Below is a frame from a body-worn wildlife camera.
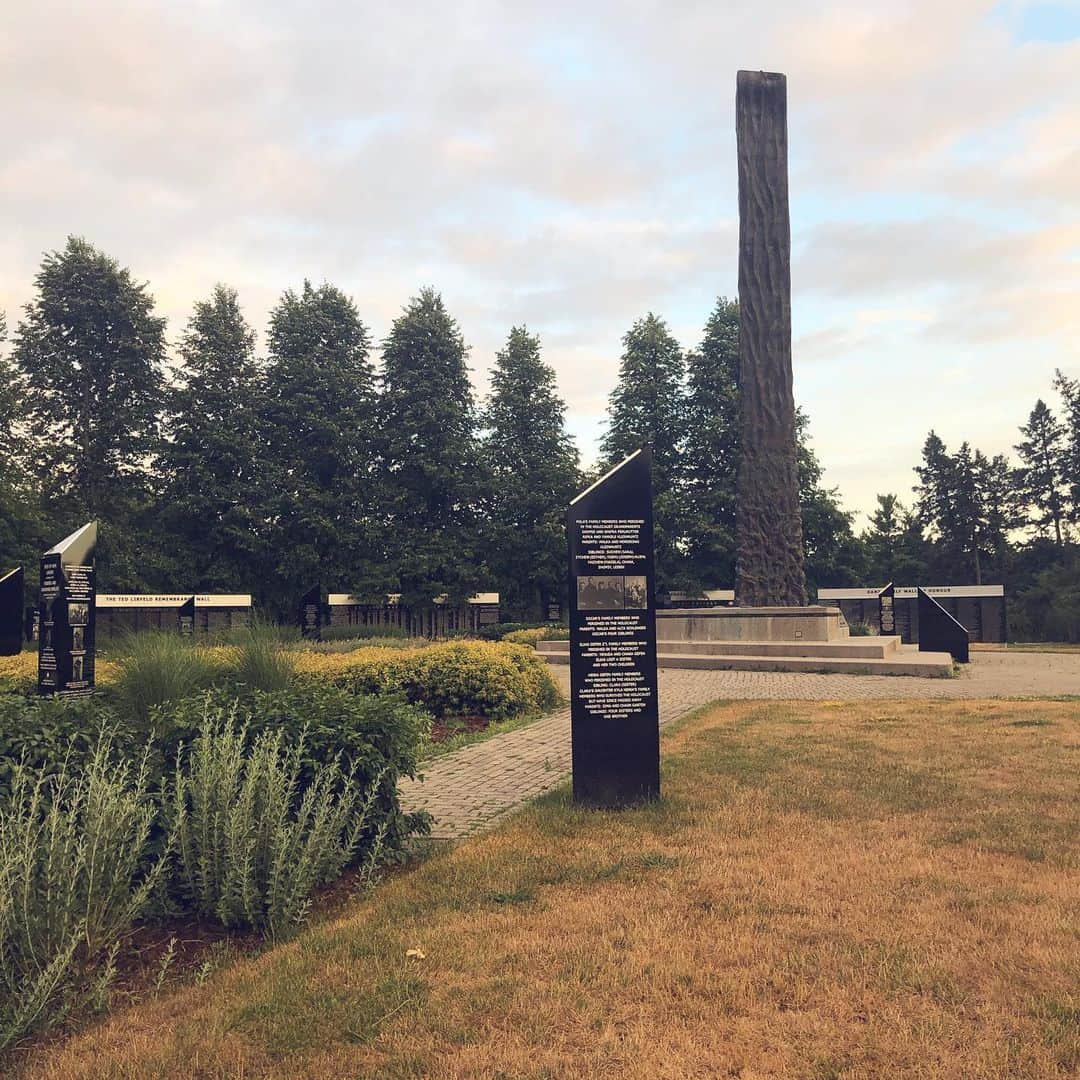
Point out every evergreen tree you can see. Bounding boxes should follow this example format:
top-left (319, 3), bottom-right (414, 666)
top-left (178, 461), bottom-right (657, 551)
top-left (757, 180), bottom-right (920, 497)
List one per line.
top-left (263, 281), bottom-right (381, 611)
top-left (976, 450), bottom-right (1022, 583)
top-left (600, 313), bottom-right (686, 591)
top-left (1052, 370), bottom-right (1080, 523)
top-left (159, 286), bottom-right (270, 592)
top-left (380, 288), bottom-right (481, 608)
top-left (480, 327), bottom-right (581, 620)
top-left (1014, 399), bottom-right (1067, 544)
top-left (862, 494), bottom-right (929, 584)
top-left (12, 237), bottom-right (166, 586)
top-left (796, 411), bottom-right (865, 591)
top-left (682, 298), bottom-right (739, 590)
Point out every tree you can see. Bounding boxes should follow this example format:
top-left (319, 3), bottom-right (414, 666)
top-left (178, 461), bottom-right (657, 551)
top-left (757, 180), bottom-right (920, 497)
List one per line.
top-left (12, 237), bottom-right (166, 586)
top-left (600, 313), bottom-right (686, 591)
top-left (379, 288), bottom-right (481, 609)
top-left (1014, 400), bottom-right (1068, 544)
top-left (976, 450), bottom-right (1022, 583)
top-left (480, 327), bottom-right (581, 620)
top-left (159, 286), bottom-right (270, 592)
top-left (796, 411), bottom-right (865, 592)
top-left (1052, 370), bottom-right (1080, 523)
top-left (682, 298), bottom-right (739, 591)
top-left (262, 281), bottom-right (381, 612)
top-left (862, 494), bottom-right (929, 585)
top-left (0, 312), bottom-right (44, 577)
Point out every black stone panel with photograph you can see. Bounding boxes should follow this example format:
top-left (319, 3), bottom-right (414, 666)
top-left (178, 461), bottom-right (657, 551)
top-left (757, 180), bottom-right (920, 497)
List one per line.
top-left (567, 449), bottom-right (660, 807)
top-left (37, 521), bottom-right (97, 698)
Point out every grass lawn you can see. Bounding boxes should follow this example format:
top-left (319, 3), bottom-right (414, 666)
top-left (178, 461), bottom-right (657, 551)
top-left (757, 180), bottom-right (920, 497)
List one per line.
top-left (20, 699), bottom-right (1079, 1079)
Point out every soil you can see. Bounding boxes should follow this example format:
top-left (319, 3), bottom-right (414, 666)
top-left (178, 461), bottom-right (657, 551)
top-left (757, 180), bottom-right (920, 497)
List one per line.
top-left (429, 715), bottom-right (490, 742)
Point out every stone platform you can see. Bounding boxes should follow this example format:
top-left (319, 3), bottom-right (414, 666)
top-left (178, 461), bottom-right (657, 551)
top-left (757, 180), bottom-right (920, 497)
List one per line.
top-left (544, 606), bottom-right (954, 677)
top-left (657, 605), bottom-right (849, 643)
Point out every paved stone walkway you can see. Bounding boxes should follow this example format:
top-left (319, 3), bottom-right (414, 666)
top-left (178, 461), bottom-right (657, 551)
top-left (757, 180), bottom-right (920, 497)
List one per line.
top-left (399, 652), bottom-right (1080, 840)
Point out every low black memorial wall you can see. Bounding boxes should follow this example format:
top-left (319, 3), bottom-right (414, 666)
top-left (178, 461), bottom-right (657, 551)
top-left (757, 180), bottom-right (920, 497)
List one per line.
top-left (567, 449), bottom-right (660, 807)
top-left (0, 567), bottom-right (23, 656)
top-left (95, 595), bottom-right (252, 637)
top-left (38, 522), bottom-right (97, 699)
top-left (818, 586), bottom-right (1006, 644)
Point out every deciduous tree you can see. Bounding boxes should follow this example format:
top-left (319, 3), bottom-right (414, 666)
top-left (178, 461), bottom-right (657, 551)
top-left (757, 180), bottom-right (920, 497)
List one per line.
top-left (12, 237), bottom-right (166, 585)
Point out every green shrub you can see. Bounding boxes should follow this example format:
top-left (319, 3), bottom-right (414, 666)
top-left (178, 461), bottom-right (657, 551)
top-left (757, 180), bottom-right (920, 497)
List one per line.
top-left (0, 734), bottom-right (166, 1048)
top-left (847, 622), bottom-right (876, 637)
top-left (152, 683), bottom-right (430, 850)
top-left (474, 622), bottom-right (555, 642)
top-left (167, 707), bottom-right (389, 936)
top-left (307, 635), bottom-right (427, 654)
top-left (231, 620), bottom-right (298, 692)
top-left (321, 641), bottom-right (560, 721)
top-left (502, 626), bottom-right (570, 646)
top-left (0, 696), bottom-right (122, 804)
top-left (111, 631), bottom-right (219, 722)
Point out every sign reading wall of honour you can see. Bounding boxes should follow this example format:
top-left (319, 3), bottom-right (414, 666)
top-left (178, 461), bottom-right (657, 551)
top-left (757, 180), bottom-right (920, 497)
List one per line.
top-left (567, 449), bottom-right (660, 807)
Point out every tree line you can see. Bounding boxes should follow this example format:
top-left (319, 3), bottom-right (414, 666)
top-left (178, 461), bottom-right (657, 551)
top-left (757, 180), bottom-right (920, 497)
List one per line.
top-left (1, 237), bottom-right (1077, 636)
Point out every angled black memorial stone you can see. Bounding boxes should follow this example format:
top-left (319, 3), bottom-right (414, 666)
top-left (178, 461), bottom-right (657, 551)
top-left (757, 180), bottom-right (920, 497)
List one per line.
top-left (300, 584), bottom-right (322, 640)
top-left (878, 582), bottom-right (895, 636)
top-left (178, 596), bottom-right (196, 637)
top-left (0, 567), bottom-right (23, 656)
top-left (917, 587), bottom-right (969, 663)
top-left (567, 449), bottom-right (660, 806)
top-left (38, 522), bottom-right (98, 698)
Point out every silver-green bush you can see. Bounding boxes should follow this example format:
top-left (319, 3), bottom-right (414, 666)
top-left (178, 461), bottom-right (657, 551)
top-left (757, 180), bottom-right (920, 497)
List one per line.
top-left (0, 736), bottom-right (165, 1049)
top-left (168, 706), bottom-right (385, 937)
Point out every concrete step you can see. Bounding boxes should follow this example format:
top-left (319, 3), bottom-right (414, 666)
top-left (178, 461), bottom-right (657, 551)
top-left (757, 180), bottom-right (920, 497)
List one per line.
top-left (537, 638), bottom-right (902, 660)
top-left (537, 643), bottom-right (953, 678)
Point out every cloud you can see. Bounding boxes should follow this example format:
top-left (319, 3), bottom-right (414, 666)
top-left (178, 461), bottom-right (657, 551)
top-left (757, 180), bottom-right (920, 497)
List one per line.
top-left (1, 0), bottom-right (1077, 522)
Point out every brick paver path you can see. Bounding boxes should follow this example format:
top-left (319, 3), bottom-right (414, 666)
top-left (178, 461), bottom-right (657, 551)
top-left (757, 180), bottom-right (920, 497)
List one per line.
top-left (400, 651), bottom-right (1080, 840)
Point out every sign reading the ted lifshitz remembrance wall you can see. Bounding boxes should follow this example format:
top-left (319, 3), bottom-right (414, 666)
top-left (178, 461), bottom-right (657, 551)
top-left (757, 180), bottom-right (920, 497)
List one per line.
top-left (567, 449), bottom-right (660, 806)
top-left (38, 521), bottom-right (97, 698)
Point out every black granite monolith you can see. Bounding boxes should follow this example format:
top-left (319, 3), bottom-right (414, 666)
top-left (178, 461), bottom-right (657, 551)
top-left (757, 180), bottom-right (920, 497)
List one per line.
top-left (567, 449), bottom-right (660, 806)
top-left (38, 522), bottom-right (97, 698)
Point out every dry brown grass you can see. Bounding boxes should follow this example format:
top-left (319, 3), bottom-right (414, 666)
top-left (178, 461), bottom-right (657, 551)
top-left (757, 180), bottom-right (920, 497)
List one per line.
top-left (17, 699), bottom-right (1080, 1079)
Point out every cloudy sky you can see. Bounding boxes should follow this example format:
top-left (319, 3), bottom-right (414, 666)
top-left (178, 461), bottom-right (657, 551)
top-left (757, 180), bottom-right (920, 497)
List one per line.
top-left (2, 0), bottom-right (1078, 524)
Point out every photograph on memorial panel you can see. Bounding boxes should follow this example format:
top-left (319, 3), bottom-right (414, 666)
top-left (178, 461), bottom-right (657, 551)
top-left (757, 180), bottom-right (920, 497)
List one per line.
top-left (577, 575), bottom-right (625, 610)
top-left (623, 576), bottom-right (648, 609)
top-left (72, 655), bottom-right (84, 681)
top-left (68, 602), bottom-right (89, 626)
top-left (72, 626), bottom-right (85, 650)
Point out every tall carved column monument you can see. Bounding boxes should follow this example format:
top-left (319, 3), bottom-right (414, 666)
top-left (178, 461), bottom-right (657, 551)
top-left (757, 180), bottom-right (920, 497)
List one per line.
top-left (735, 70), bottom-right (807, 606)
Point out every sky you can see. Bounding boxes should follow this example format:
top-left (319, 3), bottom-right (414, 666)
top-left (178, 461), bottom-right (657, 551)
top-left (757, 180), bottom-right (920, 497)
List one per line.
top-left (2, 0), bottom-right (1078, 526)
